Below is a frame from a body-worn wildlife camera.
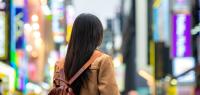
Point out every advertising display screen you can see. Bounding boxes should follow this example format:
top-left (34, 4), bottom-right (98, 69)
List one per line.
top-left (171, 14), bottom-right (192, 58)
top-left (0, 11), bottom-right (7, 59)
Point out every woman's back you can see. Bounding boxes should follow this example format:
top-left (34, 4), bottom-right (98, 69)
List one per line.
top-left (53, 50), bottom-right (120, 95)
top-left (51, 13), bottom-right (120, 95)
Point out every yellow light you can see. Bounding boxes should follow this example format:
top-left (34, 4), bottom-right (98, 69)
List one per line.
top-left (35, 38), bottom-right (42, 48)
top-left (31, 14), bottom-right (39, 22)
top-left (24, 23), bottom-right (32, 36)
top-left (31, 51), bottom-right (38, 58)
top-left (40, 0), bottom-right (47, 4)
top-left (170, 79), bottom-right (177, 86)
top-left (113, 57), bottom-right (121, 67)
top-left (42, 4), bottom-right (51, 15)
top-left (33, 31), bottom-right (41, 38)
top-left (153, 0), bottom-right (161, 8)
top-left (66, 25), bottom-right (73, 42)
top-left (26, 45), bottom-right (32, 52)
top-left (24, 23), bottom-right (32, 30)
top-left (32, 23), bottom-right (40, 30)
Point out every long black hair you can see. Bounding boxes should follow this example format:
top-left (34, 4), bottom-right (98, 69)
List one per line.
top-left (64, 13), bottom-right (103, 94)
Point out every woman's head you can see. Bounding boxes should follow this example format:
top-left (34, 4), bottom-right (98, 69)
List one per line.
top-left (64, 13), bottom-right (103, 94)
top-left (69, 13), bottom-right (103, 50)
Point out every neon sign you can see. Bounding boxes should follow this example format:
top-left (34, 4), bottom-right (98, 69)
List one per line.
top-left (171, 14), bottom-right (192, 57)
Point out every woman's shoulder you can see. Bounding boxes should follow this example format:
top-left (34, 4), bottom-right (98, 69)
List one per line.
top-left (95, 50), bottom-right (112, 61)
top-left (91, 50), bottom-right (113, 69)
top-left (96, 50), bottom-right (112, 59)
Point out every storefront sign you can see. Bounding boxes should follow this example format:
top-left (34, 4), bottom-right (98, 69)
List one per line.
top-left (171, 14), bottom-right (192, 57)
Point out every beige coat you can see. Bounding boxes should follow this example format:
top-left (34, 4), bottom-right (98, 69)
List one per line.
top-left (53, 53), bottom-right (120, 95)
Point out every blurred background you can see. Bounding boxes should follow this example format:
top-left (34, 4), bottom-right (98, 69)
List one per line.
top-left (0, 0), bottom-right (200, 95)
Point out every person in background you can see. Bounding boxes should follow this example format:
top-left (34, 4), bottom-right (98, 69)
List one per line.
top-left (49, 13), bottom-right (120, 95)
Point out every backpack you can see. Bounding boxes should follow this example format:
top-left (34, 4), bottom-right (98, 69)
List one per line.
top-left (48, 51), bottom-right (102, 95)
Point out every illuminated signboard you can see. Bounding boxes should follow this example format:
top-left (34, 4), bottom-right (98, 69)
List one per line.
top-left (0, 11), bottom-right (7, 59)
top-left (15, 7), bottom-right (27, 91)
top-left (153, 0), bottom-right (170, 44)
top-left (171, 14), bottom-right (192, 57)
top-left (173, 57), bottom-right (195, 83)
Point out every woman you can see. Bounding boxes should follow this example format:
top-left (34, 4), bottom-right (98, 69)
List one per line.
top-left (52, 13), bottom-right (120, 95)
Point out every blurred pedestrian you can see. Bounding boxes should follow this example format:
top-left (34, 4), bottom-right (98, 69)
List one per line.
top-left (0, 78), bottom-right (2, 95)
top-left (49, 13), bottom-right (120, 95)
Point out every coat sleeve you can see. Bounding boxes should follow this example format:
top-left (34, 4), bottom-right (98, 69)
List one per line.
top-left (98, 55), bottom-right (120, 95)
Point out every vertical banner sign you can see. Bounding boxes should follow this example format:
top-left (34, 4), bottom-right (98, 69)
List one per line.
top-left (171, 14), bottom-right (192, 58)
top-left (10, 0), bottom-right (19, 90)
top-left (0, 11), bottom-right (7, 59)
top-left (15, 7), bottom-right (27, 92)
top-left (153, 0), bottom-right (160, 42)
top-left (153, 8), bottom-right (159, 42)
top-left (52, 0), bottom-right (65, 43)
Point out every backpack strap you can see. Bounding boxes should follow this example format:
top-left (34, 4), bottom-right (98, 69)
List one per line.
top-left (54, 78), bottom-right (69, 86)
top-left (68, 50), bottom-right (102, 85)
top-left (50, 50), bottom-right (102, 95)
